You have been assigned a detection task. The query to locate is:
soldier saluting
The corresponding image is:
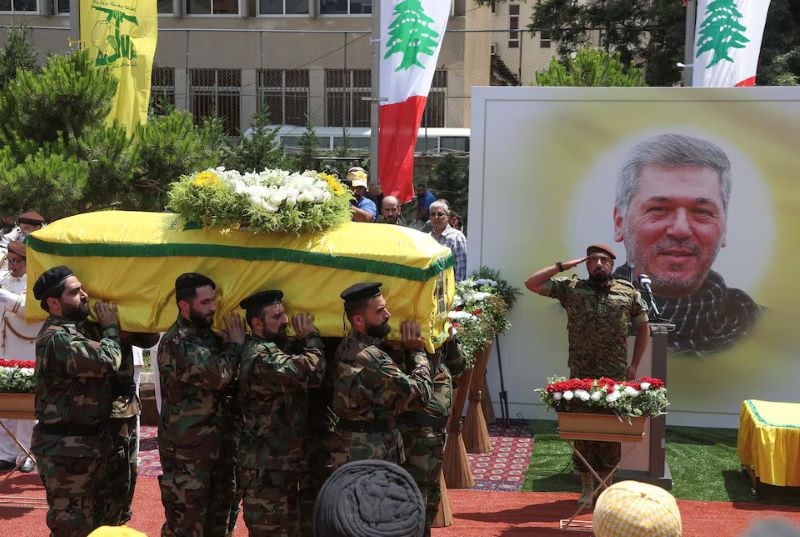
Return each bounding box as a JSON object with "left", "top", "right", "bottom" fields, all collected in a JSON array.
[{"left": 524, "top": 244, "right": 650, "bottom": 507}]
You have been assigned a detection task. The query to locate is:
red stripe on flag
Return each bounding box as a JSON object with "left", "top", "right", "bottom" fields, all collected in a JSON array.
[
  {"left": 735, "top": 76, "right": 756, "bottom": 87},
  {"left": 378, "top": 95, "right": 428, "bottom": 204}
]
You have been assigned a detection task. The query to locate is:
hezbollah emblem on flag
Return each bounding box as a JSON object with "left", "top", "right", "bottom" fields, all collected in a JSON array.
[
  {"left": 91, "top": 5, "right": 139, "bottom": 67},
  {"left": 81, "top": 0, "right": 158, "bottom": 132}
]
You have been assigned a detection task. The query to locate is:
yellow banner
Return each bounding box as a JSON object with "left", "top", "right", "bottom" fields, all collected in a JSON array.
[{"left": 80, "top": 0, "right": 158, "bottom": 133}]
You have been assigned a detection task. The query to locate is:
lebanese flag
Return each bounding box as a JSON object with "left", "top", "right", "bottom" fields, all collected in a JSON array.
[
  {"left": 692, "top": 0, "right": 771, "bottom": 87},
  {"left": 378, "top": 0, "right": 451, "bottom": 203}
]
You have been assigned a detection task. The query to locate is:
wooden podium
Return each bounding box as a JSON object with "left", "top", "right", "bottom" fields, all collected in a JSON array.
[{"left": 617, "top": 322, "right": 673, "bottom": 489}]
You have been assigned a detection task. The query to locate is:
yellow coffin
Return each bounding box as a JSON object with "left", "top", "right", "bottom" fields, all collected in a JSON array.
[{"left": 25, "top": 211, "right": 454, "bottom": 352}]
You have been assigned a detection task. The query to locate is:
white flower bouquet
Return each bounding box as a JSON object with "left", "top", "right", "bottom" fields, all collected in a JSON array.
[{"left": 167, "top": 167, "right": 353, "bottom": 234}]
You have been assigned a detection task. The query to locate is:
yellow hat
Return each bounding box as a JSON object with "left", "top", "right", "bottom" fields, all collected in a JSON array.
[
  {"left": 87, "top": 526, "right": 148, "bottom": 537},
  {"left": 594, "top": 481, "right": 682, "bottom": 537}
]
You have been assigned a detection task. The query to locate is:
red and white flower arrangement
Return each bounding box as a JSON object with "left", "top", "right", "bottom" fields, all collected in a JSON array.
[
  {"left": 536, "top": 376, "right": 669, "bottom": 418},
  {"left": 0, "top": 358, "right": 36, "bottom": 394}
]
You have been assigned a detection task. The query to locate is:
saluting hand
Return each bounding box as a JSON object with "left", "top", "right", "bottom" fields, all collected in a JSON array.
[
  {"left": 400, "top": 320, "right": 425, "bottom": 351},
  {"left": 95, "top": 301, "right": 119, "bottom": 328},
  {"left": 562, "top": 257, "right": 588, "bottom": 271},
  {"left": 292, "top": 313, "right": 317, "bottom": 339},
  {"left": 224, "top": 312, "right": 246, "bottom": 345}
]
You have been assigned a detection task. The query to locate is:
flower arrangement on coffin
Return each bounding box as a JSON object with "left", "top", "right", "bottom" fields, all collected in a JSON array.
[
  {"left": 0, "top": 359, "right": 36, "bottom": 394},
  {"left": 536, "top": 376, "right": 669, "bottom": 419},
  {"left": 447, "top": 276, "right": 511, "bottom": 367},
  {"left": 167, "top": 167, "right": 353, "bottom": 234}
]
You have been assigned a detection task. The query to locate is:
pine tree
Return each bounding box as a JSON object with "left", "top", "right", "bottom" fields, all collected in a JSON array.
[
  {"left": 0, "top": 26, "right": 37, "bottom": 91},
  {"left": 222, "top": 108, "right": 286, "bottom": 173},
  {"left": 535, "top": 48, "right": 646, "bottom": 87},
  {"left": 297, "top": 119, "right": 318, "bottom": 172},
  {"left": 695, "top": 0, "right": 750, "bottom": 67},
  {"left": 384, "top": 0, "right": 441, "bottom": 71}
]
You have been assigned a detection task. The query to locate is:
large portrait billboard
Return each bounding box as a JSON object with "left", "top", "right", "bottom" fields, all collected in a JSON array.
[{"left": 469, "top": 87, "right": 800, "bottom": 427}]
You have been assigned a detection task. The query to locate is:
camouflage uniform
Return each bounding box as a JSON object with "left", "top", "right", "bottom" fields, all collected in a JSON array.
[
  {"left": 331, "top": 330, "right": 432, "bottom": 468},
  {"left": 92, "top": 332, "right": 152, "bottom": 526},
  {"left": 31, "top": 316, "right": 123, "bottom": 537},
  {"left": 157, "top": 316, "right": 242, "bottom": 537},
  {"left": 236, "top": 332, "right": 325, "bottom": 537},
  {"left": 398, "top": 336, "right": 467, "bottom": 537},
  {"left": 541, "top": 275, "right": 649, "bottom": 473}
]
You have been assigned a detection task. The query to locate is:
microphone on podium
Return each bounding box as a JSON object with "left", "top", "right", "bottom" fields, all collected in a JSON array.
[{"left": 638, "top": 274, "right": 661, "bottom": 317}]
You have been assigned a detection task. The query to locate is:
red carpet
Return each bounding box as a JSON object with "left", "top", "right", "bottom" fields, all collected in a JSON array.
[{"left": 2, "top": 473, "right": 800, "bottom": 536}]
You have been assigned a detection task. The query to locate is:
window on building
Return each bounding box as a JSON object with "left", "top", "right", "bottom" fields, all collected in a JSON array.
[
  {"left": 0, "top": 0, "right": 36, "bottom": 12},
  {"left": 540, "top": 29, "right": 551, "bottom": 49},
  {"left": 508, "top": 4, "right": 520, "bottom": 49},
  {"left": 421, "top": 69, "right": 446, "bottom": 128},
  {"left": 325, "top": 69, "right": 371, "bottom": 128},
  {"left": 158, "top": 0, "right": 173, "bottom": 13},
  {"left": 187, "top": 0, "right": 238, "bottom": 15},
  {"left": 258, "top": 69, "right": 310, "bottom": 126},
  {"left": 53, "top": 0, "right": 68, "bottom": 13},
  {"left": 260, "top": 0, "right": 308, "bottom": 14},
  {"left": 150, "top": 67, "right": 176, "bottom": 116},
  {"left": 320, "top": 0, "right": 371, "bottom": 15},
  {"left": 190, "top": 69, "right": 241, "bottom": 135}
]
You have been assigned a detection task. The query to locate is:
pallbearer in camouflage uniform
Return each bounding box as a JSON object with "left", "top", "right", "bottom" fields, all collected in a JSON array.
[
  {"left": 398, "top": 332, "right": 467, "bottom": 537},
  {"left": 157, "top": 273, "right": 245, "bottom": 537},
  {"left": 331, "top": 282, "right": 433, "bottom": 467},
  {"left": 94, "top": 331, "right": 160, "bottom": 526},
  {"left": 30, "top": 266, "right": 123, "bottom": 537},
  {"left": 236, "top": 289, "right": 325, "bottom": 537},
  {"left": 525, "top": 243, "right": 650, "bottom": 507}
]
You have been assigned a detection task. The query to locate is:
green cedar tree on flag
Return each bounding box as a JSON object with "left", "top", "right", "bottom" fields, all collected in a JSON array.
[
  {"left": 379, "top": 0, "right": 451, "bottom": 202},
  {"left": 692, "top": 0, "right": 771, "bottom": 86}
]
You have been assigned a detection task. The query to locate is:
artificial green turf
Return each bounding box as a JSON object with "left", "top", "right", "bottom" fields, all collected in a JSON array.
[{"left": 521, "top": 419, "right": 800, "bottom": 505}]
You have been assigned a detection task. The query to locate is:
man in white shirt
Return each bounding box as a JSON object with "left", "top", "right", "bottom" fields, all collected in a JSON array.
[{"left": 0, "top": 241, "right": 42, "bottom": 472}]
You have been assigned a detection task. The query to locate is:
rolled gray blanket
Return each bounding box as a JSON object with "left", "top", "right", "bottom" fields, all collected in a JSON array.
[{"left": 313, "top": 459, "right": 425, "bottom": 537}]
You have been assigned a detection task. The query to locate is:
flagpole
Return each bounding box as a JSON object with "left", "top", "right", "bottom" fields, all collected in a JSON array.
[
  {"left": 369, "top": 1, "right": 381, "bottom": 189},
  {"left": 683, "top": 0, "right": 697, "bottom": 87}
]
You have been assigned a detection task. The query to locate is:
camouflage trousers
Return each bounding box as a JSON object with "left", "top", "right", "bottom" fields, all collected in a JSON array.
[
  {"left": 330, "top": 429, "right": 405, "bottom": 469},
  {"left": 573, "top": 440, "right": 621, "bottom": 476},
  {"left": 158, "top": 449, "right": 237, "bottom": 537},
  {"left": 34, "top": 442, "right": 107, "bottom": 537},
  {"left": 401, "top": 427, "right": 445, "bottom": 537},
  {"left": 95, "top": 416, "right": 138, "bottom": 526},
  {"left": 298, "top": 434, "right": 333, "bottom": 537},
  {"left": 238, "top": 467, "right": 301, "bottom": 537}
]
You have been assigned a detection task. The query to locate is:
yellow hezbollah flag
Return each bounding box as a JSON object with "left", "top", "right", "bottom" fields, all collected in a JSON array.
[
  {"left": 79, "top": 0, "right": 158, "bottom": 133},
  {"left": 25, "top": 212, "right": 455, "bottom": 353}
]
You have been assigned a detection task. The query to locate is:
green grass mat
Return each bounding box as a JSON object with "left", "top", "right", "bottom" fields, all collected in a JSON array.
[{"left": 522, "top": 419, "right": 800, "bottom": 505}]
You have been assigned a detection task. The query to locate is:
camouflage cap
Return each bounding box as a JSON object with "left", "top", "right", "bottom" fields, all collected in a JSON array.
[
  {"left": 33, "top": 265, "right": 74, "bottom": 300},
  {"left": 587, "top": 243, "right": 616, "bottom": 260}
]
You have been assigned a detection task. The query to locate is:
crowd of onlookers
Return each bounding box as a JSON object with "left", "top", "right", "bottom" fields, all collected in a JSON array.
[{"left": 344, "top": 167, "right": 468, "bottom": 282}]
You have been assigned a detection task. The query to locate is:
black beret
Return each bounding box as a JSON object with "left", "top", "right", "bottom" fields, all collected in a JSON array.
[
  {"left": 340, "top": 282, "right": 382, "bottom": 304},
  {"left": 33, "top": 265, "right": 74, "bottom": 300},
  {"left": 175, "top": 272, "right": 216, "bottom": 293},
  {"left": 586, "top": 243, "right": 616, "bottom": 260},
  {"left": 239, "top": 289, "right": 283, "bottom": 310}
]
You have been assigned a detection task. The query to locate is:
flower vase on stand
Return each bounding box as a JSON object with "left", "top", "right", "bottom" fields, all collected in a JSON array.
[
  {"left": 463, "top": 344, "right": 492, "bottom": 453},
  {"left": 442, "top": 367, "right": 475, "bottom": 489}
]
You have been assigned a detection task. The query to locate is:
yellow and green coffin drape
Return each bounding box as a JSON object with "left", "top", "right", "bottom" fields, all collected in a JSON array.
[{"left": 26, "top": 211, "right": 455, "bottom": 352}]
